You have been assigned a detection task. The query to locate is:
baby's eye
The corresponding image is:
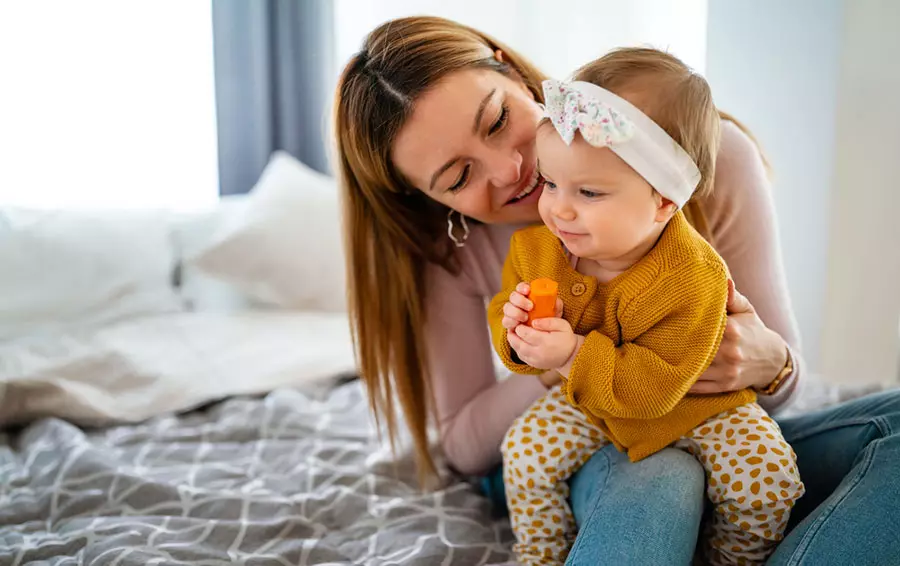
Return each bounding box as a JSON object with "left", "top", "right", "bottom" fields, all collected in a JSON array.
[{"left": 541, "top": 176, "right": 557, "bottom": 190}]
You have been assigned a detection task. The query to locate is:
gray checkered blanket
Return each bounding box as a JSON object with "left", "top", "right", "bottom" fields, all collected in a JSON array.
[{"left": 0, "top": 380, "right": 514, "bottom": 565}]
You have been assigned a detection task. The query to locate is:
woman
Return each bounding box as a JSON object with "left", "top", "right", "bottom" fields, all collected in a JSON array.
[{"left": 334, "top": 16, "right": 900, "bottom": 565}]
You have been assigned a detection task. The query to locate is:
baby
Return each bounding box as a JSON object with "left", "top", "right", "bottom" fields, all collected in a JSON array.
[{"left": 487, "top": 48, "right": 804, "bottom": 566}]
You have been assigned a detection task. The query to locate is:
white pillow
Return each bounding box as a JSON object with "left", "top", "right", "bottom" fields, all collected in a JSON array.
[
  {"left": 171, "top": 197, "right": 256, "bottom": 312},
  {"left": 185, "top": 151, "right": 347, "bottom": 312},
  {"left": 0, "top": 311, "right": 356, "bottom": 426},
  {"left": 0, "top": 207, "right": 182, "bottom": 341}
]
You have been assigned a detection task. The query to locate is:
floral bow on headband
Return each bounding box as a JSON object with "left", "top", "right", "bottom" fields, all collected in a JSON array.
[{"left": 542, "top": 79, "right": 636, "bottom": 148}]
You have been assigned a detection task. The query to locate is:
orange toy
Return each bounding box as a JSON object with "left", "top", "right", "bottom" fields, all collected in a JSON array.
[{"left": 527, "top": 278, "right": 559, "bottom": 325}]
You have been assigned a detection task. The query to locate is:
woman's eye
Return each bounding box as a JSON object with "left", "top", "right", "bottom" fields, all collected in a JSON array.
[
  {"left": 448, "top": 165, "right": 471, "bottom": 192},
  {"left": 489, "top": 104, "right": 509, "bottom": 135}
]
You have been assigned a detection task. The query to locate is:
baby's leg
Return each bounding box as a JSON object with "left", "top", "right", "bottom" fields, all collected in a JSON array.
[
  {"left": 501, "top": 386, "right": 608, "bottom": 566},
  {"left": 676, "top": 403, "right": 805, "bottom": 566}
]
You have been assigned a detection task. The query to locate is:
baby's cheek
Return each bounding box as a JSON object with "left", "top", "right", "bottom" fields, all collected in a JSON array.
[{"left": 537, "top": 195, "right": 554, "bottom": 227}]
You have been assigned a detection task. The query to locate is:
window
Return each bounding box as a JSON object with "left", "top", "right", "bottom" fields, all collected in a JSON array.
[{"left": 0, "top": 0, "right": 219, "bottom": 210}]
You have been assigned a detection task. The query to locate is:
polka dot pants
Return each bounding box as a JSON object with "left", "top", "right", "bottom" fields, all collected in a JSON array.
[{"left": 501, "top": 387, "right": 805, "bottom": 566}]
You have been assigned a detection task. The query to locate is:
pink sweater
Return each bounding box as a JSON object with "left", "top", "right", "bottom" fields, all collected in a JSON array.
[{"left": 424, "top": 122, "right": 803, "bottom": 476}]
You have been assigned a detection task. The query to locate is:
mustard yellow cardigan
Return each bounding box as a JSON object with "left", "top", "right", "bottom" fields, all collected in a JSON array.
[{"left": 488, "top": 212, "right": 757, "bottom": 461}]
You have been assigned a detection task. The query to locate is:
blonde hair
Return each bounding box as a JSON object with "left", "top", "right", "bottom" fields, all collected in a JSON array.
[
  {"left": 333, "top": 16, "right": 546, "bottom": 482},
  {"left": 571, "top": 48, "right": 768, "bottom": 236},
  {"left": 571, "top": 47, "right": 719, "bottom": 198}
]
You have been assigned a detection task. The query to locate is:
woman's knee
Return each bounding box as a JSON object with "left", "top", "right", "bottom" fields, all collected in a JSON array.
[
  {"left": 567, "top": 447, "right": 706, "bottom": 565},
  {"left": 862, "top": 389, "right": 900, "bottom": 430},
  {"left": 777, "top": 388, "right": 900, "bottom": 442},
  {"left": 569, "top": 446, "right": 705, "bottom": 528},
  {"left": 630, "top": 448, "right": 707, "bottom": 506}
]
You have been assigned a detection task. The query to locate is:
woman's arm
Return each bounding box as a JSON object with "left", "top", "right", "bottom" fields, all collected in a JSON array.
[
  {"left": 425, "top": 261, "right": 547, "bottom": 476},
  {"left": 694, "top": 120, "right": 804, "bottom": 413}
]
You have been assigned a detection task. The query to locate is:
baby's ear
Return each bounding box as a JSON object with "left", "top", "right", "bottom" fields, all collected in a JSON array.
[{"left": 654, "top": 194, "right": 678, "bottom": 222}]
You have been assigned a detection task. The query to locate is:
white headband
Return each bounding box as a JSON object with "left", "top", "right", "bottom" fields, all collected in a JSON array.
[{"left": 541, "top": 79, "right": 700, "bottom": 208}]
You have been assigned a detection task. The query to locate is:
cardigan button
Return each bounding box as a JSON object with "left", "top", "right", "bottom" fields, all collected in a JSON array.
[{"left": 571, "top": 282, "right": 587, "bottom": 296}]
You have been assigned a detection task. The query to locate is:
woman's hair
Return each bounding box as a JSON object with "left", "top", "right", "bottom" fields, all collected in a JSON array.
[{"left": 333, "top": 16, "right": 546, "bottom": 481}]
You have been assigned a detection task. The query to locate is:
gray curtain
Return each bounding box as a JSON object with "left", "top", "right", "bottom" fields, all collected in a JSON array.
[{"left": 212, "top": 0, "right": 334, "bottom": 195}]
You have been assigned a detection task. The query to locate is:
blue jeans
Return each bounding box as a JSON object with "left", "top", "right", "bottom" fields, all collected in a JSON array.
[{"left": 481, "top": 389, "right": 900, "bottom": 565}]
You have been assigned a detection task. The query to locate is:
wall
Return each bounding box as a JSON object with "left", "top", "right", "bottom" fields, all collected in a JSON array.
[
  {"left": 332, "top": 0, "right": 707, "bottom": 83},
  {"left": 707, "top": 0, "right": 900, "bottom": 383},
  {"left": 706, "top": 0, "right": 844, "bottom": 375},
  {"left": 821, "top": 0, "right": 900, "bottom": 384}
]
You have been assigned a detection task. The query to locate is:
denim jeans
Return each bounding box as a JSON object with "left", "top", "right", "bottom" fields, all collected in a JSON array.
[{"left": 481, "top": 389, "right": 900, "bottom": 565}]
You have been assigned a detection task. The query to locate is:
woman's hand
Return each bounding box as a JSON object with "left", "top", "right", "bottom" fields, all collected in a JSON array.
[{"left": 690, "top": 280, "right": 788, "bottom": 394}]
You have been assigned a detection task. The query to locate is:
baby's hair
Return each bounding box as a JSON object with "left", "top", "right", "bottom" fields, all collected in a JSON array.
[{"left": 572, "top": 47, "right": 720, "bottom": 197}]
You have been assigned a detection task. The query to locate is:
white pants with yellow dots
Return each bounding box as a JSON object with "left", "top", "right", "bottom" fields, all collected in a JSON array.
[{"left": 501, "top": 386, "right": 805, "bottom": 566}]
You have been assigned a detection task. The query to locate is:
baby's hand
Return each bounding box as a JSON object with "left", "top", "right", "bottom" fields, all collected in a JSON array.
[
  {"left": 508, "top": 317, "right": 578, "bottom": 370},
  {"left": 501, "top": 282, "right": 533, "bottom": 330}
]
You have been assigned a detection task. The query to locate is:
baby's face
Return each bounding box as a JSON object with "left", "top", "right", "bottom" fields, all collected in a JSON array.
[{"left": 535, "top": 123, "right": 671, "bottom": 264}]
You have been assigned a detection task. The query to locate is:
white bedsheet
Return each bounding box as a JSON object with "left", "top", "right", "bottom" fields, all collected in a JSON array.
[{"left": 0, "top": 311, "right": 356, "bottom": 426}]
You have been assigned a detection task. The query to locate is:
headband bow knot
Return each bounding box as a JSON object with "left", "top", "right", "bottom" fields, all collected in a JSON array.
[{"left": 543, "top": 80, "right": 635, "bottom": 147}]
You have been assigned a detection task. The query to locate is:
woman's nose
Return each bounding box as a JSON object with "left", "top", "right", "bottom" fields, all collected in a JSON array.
[{"left": 485, "top": 146, "right": 523, "bottom": 188}]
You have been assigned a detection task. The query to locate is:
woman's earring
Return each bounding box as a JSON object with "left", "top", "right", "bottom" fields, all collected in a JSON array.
[{"left": 447, "top": 209, "right": 470, "bottom": 248}]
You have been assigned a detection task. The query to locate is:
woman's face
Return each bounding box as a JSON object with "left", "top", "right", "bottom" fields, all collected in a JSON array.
[{"left": 392, "top": 69, "right": 545, "bottom": 225}]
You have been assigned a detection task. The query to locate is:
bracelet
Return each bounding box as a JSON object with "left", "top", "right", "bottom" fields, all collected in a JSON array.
[{"left": 759, "top": 346, "right": 793, "bottom": 395}]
